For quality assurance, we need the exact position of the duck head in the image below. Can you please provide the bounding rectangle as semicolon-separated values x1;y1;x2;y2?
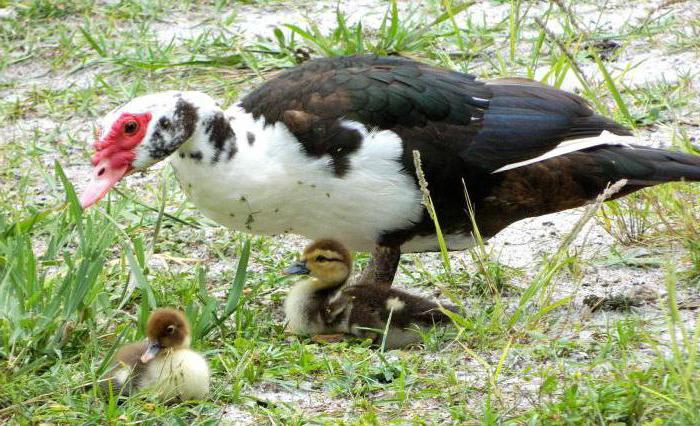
141;308;192;363
80;91;227;208
285;239;353;287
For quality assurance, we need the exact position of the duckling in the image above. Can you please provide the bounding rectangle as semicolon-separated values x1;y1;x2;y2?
104;308;210;401
284;239;456;349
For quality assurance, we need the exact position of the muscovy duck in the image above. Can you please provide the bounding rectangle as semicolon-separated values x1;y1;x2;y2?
104;308;210;401
79;55;700;286
284;239;456;348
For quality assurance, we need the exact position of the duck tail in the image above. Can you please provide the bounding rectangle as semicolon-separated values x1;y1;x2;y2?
589;145;700;187
567;114;633;139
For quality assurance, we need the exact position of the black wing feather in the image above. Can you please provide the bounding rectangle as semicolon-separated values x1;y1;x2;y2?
240;55;629;175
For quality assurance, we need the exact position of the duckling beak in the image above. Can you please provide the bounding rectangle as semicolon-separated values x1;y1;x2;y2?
140;340;162;363
283;260;310;275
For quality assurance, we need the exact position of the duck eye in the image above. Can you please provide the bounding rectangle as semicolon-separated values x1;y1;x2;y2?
159;117;171;129
316;255;330;262
166;325;176;335
124;120;138;134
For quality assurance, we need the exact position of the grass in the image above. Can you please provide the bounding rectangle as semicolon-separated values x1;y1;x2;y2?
1;0;699;424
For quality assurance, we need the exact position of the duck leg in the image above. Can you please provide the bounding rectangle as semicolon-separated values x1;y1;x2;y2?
356;244;401;287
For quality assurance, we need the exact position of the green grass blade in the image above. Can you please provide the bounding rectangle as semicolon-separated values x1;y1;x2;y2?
123;243;156;309
1;209;54;241
198;239;250;338
593;52;634;125
54;161;82;221
224;239;250;316
431;1;473;27
79;26;107;58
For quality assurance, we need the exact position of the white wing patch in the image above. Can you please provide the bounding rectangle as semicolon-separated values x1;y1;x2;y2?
112;366;131;386
492;131;635;173
386;297;406;312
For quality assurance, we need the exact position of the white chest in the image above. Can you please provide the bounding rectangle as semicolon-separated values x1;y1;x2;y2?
170;114;424;251
284;279;327;335
141;349;210;401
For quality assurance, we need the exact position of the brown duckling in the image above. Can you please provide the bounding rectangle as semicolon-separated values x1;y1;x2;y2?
284;239;456;348
104;308;210;401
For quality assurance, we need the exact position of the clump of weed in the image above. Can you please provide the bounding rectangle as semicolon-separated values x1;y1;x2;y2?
583;294;644;312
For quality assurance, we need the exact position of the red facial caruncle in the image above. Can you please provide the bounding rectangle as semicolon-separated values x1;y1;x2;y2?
79;112;152;209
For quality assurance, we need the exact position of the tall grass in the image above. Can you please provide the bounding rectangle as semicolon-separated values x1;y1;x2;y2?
0;164;117;369
531;266;700;423
412;150;451;275
280;0;472;58
509;181;627;331
0;162;250;419
649;267;700;422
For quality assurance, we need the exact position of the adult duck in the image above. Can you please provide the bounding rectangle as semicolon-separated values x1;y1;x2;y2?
79;55;700;286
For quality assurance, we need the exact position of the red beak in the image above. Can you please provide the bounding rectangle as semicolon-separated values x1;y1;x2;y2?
79;158;131;209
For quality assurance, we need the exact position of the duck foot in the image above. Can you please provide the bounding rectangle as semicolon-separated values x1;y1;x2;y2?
311;333;346;344
357;244;400;287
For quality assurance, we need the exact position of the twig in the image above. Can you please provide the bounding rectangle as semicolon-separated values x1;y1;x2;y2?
412;150;431;212
508;180;628;328
557;179;628;252
642;0;689;26
112;187;200;228
412;150;452;273
551;0;588;35
534;17;592;89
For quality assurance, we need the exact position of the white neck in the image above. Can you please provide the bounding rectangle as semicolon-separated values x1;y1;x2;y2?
284;278;330;335
176;104;238;165
170;103;310;232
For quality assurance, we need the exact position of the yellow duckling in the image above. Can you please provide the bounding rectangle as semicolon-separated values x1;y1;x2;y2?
104;308;210;401
284;239;456;348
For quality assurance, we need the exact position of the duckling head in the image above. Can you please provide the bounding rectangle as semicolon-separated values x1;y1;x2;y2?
140;308;191;363
285;239;352;287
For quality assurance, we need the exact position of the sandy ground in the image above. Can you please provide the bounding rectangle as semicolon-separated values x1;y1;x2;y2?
1;0;699;421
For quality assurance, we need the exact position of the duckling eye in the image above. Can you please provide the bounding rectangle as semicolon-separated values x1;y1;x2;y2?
166;325;176;335
316;255;330;262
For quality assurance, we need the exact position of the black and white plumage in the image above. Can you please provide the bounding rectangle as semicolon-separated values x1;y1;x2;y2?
283;239;455;348
80;55;700;286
